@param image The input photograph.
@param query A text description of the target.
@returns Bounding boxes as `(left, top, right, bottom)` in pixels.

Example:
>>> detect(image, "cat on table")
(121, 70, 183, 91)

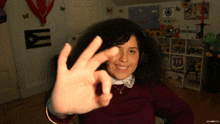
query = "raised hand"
(51, 36, 119, 115)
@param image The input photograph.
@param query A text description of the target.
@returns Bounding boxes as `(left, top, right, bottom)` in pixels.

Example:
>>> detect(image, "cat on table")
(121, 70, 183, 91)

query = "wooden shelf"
(156, 37, 205, 91)
(164, 53, 202, 58)
(184, 85, 200, 91)
(184, 80, 200, 91)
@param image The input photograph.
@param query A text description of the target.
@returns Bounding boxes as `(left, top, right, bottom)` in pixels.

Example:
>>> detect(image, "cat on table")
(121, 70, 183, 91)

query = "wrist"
(47, 97, 68, 118)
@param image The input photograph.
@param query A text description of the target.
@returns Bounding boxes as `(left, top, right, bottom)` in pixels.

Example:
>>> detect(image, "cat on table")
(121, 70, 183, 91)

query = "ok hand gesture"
(51, 36, 119, 115)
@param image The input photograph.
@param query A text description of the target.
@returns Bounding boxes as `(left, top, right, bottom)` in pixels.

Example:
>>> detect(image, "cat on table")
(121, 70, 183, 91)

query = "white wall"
(4, 0, 73, 98)
(3, 0, 112, 99)
(0, 22, 20, 104)
(65, 0, 101, 47)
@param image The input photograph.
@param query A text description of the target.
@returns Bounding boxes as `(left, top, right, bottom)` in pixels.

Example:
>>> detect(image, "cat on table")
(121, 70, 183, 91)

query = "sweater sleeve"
(151, 85, 194, 124)
(44, 106, 77, 124)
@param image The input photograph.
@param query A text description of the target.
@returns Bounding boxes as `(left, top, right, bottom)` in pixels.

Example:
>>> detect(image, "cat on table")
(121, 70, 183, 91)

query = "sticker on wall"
(181, 2, 190, 8)
(179, 25, 196, 39)
(60, 6, 65, 11)
(24, 29, 51, 49)
(22, 13, 29, 19)
(163, 7, 175, 17)
(176, 6, 181, 11)
(119, 9, 123, 13)
(107, 7, 114, 14)
(158, 19, 177, 23)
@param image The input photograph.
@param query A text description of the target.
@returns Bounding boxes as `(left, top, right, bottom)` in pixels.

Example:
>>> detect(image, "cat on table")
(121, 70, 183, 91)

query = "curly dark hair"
(67, 18, 165, 88)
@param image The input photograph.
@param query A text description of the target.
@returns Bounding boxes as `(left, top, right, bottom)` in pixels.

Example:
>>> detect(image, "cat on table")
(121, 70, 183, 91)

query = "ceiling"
(112, 0, 181, 6)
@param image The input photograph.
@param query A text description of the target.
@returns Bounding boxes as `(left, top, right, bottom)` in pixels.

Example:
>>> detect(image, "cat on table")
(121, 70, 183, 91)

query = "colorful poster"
(184, 2, 209, 20)
(128, 5, 160, 29)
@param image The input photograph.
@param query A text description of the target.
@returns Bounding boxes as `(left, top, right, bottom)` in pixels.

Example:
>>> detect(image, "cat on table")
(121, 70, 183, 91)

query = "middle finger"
(74, 36, 103, 69)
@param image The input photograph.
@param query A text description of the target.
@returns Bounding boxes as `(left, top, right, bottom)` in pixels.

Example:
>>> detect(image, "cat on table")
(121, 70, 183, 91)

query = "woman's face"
(106, 35, 140, 80)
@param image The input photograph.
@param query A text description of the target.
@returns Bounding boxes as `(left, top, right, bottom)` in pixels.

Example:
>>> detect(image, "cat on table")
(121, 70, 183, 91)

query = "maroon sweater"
(45, 82, 194, 124)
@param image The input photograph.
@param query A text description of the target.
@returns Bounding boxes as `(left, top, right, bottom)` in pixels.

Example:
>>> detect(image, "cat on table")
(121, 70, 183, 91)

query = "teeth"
(117, 65, 128, 69)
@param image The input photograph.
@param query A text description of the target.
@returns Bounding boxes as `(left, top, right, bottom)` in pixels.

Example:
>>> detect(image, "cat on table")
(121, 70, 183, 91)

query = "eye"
(130, 50, 136, 54)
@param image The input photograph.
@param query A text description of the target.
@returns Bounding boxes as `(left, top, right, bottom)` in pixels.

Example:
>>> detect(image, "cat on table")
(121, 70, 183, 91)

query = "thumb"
(96, 93, 113, 107)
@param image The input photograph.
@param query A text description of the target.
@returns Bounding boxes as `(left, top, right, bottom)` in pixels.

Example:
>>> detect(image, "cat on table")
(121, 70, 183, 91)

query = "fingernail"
(95, 36, 101, 41)
(65, 43, 70, 46)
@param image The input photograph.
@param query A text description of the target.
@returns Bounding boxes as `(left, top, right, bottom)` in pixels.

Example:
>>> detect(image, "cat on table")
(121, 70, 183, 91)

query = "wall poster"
(184, 2, 209, 20)
(128, 5, 160, 29)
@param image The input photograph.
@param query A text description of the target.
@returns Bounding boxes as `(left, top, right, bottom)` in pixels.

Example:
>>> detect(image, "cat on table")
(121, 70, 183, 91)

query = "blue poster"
(128, 5, 160, 29)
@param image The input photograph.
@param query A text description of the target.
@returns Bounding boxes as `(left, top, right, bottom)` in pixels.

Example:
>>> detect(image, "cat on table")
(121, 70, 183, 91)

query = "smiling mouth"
(115, 65, 129, 71)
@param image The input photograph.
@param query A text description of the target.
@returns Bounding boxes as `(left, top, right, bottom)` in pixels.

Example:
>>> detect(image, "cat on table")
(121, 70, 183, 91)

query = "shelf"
(170, 53, 185, 55)
(163, 53, 202, 58)
(184, 80, 200, 91)
(157, 37, 202, 40)
(164, 68, 185, 73)
(156, 37, 205, 91)
(184, 54, 203, 58)
(169, 68, 184, 73)
(184, 85, 200, 91)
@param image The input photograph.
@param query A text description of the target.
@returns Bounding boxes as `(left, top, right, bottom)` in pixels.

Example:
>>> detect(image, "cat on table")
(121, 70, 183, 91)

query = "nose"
(119, 51, 128, 62)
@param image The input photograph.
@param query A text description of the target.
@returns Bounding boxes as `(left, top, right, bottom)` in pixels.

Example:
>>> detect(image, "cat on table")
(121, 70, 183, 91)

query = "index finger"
(86, 46, 119, 71)
(75, 36, 103, 67)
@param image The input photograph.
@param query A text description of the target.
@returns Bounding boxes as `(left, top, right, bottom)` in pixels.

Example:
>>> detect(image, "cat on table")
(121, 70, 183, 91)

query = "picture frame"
(184, 2, 209, 20)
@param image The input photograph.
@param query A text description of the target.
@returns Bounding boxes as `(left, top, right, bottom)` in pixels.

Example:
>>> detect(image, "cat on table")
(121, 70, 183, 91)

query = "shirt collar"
(110, 74, 135, 88)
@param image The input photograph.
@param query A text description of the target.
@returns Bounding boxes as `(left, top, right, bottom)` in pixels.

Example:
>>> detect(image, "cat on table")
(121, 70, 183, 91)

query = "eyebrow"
(130, 47, 138, 49)
(117, 46, 138, 49)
